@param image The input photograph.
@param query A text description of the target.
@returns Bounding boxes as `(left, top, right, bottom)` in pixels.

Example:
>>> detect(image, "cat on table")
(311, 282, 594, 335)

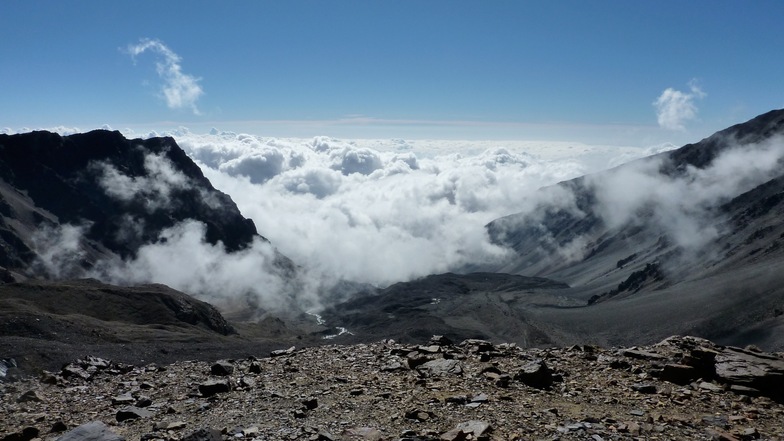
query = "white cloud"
(26, 130, 677, 313)
(92, 151, 194, 212)
(30, 223, 91, 279)
(126, 38, 204, 115)
(219, 149, 287, 184)
(589, 135, 784, 251)
(90, 220, 310, 314)
(654, 80, 706, 131)
(281, 168, 342, 198)
(330, 147, 383, 175)
(172, 133, 645, 288)
(607, 143, 678, 168)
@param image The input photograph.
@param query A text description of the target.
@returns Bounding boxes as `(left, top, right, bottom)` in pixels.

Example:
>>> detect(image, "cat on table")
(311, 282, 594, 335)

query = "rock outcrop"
(656, 336, 784, 402)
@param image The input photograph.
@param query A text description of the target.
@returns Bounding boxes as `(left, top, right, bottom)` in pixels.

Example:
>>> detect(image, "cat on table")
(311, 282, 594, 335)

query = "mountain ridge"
(486, 109, 784, 292)
(0, 129, 279, 279)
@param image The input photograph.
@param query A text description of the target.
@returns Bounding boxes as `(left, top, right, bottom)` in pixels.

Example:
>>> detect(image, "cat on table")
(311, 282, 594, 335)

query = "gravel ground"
(2, 336, 783, 441)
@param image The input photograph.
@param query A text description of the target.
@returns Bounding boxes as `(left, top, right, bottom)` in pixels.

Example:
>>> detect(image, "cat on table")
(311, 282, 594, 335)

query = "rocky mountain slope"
(324, 110, 784, 351)
(2, 111, 784, 425)
(0, 130, 313, 379)
(0, 276, 332, 381)
(319, 272, 572, 346)
(486, 109, 784, 300)
(0, 130, 271, 279)
(0, 278, 236, 376)
(2, 335, 783, 440)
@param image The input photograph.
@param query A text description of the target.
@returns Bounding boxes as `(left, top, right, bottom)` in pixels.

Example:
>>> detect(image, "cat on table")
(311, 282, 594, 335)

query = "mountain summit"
(0, 130, 264, 279)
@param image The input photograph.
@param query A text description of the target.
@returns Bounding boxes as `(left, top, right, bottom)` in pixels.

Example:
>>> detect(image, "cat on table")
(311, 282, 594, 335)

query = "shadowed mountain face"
(0, 276, 320, 377)
(0, 130, 261, 277)
(0, 131, 310, 374)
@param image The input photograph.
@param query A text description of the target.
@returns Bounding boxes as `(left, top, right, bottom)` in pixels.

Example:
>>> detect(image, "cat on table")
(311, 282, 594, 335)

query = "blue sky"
(2, 0, 783, 145)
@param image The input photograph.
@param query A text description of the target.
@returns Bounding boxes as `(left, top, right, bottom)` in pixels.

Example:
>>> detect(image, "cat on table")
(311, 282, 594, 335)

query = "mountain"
(482, 109, 784, 348)
(487, 109, 784, 299)
(325, 110, 784, 351)
(319, 272, 571, 345)
(0, 277, 318, 378)
(0, 129, 274, 279)
(0, 130, 312, 374)
(2, 111, 784, 373)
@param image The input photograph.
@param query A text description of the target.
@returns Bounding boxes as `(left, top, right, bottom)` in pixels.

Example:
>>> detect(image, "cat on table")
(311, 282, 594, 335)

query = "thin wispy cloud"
(126, 38, 204, 115)
(654, 80, 706, 131)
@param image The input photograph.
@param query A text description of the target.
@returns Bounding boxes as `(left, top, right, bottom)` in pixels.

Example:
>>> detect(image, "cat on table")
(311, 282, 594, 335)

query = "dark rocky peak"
(663, 108, 784, 175)
(0, 130, 261, 276)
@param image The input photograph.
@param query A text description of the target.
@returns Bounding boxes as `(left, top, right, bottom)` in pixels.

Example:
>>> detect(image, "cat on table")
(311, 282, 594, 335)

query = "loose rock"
(55, 421, 124, 441)
(198, 379, 230, 397)
(514, 359, 553, 389)
(2, 335, 784, 441)
(115, 406, 153, 422)
(209, 361, 234, 376)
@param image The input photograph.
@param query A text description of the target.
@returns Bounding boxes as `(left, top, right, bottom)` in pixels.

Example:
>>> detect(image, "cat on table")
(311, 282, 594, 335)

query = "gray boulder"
(181, 428, 222, 441)
(714, 346, 784, 401)
(56, 421, 124, 441)
(115, 406, 153, 422)
(514, 359, 553, 389)
(210, 361, 234, 376)
(417, 358, 463, 376)
(199, 379, 231, 397)
(660, 363, 699, 385)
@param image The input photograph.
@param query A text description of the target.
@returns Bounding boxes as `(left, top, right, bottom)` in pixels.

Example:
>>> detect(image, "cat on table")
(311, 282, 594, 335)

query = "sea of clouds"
(9, 123, 783, 315)
(164, 130, 668, 288)
(1, 126, 674, 298)
(9, 119, 784, 317)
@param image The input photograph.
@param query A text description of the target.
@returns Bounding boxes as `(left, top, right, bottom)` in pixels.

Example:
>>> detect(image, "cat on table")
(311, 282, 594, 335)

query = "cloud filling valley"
(28, 127, 783, 315)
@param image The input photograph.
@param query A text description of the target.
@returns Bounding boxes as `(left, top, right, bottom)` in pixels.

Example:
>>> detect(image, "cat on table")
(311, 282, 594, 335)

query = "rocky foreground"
(2, 336, 784, 441)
